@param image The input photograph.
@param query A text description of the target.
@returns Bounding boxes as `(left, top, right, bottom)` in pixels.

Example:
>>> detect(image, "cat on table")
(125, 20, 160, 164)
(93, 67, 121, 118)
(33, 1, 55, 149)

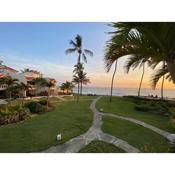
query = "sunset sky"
(0, 22, 174, 89)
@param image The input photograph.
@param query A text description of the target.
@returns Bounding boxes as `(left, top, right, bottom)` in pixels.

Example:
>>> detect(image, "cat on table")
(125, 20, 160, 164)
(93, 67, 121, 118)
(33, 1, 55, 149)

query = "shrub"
(37, 91, 48, 96)
(25, 101, 47, 114)
(0, 107, 30, 125)
(38, 99, 52, 107)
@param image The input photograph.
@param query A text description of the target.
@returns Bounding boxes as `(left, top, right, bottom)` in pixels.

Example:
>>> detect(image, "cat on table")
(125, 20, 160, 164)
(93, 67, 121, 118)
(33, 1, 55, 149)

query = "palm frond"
(65, 48, 77, 55)
(84, 49, 93, 57)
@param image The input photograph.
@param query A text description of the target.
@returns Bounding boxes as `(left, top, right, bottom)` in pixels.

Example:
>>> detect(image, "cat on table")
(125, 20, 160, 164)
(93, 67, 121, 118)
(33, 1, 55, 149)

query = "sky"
(0, 22, 174, 89)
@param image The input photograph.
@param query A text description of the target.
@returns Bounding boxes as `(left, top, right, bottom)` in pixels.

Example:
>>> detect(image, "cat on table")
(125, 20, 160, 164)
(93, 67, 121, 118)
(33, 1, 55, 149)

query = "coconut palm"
(65, 34, 93, 64)
(72, 74, 80, 101)
(66, 34, 93, 100)
(60, 81, 75, 94)
(109, 22, 175, 84)
(105, 22, 175, 100)
(33, 78, 54, 109)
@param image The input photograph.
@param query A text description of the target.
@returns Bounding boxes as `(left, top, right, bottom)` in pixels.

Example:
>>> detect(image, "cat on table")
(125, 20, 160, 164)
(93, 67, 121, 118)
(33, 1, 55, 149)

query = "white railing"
(0, 84, 8, 90)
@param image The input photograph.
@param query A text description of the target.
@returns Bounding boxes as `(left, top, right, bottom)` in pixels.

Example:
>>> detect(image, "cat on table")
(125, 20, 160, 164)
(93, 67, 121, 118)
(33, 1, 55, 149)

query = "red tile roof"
(0, 73, 5, 78)
(0, 65, 18, 73)
(26, 76, 34, 81)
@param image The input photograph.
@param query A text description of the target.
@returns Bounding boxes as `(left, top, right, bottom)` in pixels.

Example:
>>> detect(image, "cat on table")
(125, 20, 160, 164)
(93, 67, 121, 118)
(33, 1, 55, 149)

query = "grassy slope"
(102, 116, 172, 153)
(79, 140, 125, 153)
(0, 96, 95, 153)
(96, 96, 175, 133)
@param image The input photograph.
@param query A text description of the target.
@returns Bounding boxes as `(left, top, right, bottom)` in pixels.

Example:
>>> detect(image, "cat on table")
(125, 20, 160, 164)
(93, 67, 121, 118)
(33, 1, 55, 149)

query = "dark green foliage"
(0, 107, 30, 125)
(25, 101, 47, 114)
(38, 99, 52, 107)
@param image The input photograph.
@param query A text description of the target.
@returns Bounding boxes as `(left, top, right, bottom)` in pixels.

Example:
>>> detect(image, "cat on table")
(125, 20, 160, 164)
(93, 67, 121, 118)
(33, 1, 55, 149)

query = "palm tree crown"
(65, 34, 93, 63)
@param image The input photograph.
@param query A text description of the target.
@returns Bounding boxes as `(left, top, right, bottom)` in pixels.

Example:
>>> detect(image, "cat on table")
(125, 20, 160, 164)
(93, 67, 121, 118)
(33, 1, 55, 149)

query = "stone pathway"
(43, 97, 140, 153)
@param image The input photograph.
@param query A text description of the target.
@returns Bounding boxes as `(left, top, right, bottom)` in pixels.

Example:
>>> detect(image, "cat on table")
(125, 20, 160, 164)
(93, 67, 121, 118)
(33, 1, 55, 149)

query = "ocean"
(74, 87, 175, 99)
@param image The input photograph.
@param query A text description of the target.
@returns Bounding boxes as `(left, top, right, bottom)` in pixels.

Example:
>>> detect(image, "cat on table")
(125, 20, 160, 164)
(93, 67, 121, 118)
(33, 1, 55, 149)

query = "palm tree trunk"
(138, 63, 145, 97)
(78, 53, 81, 64)
(109, 60, 118, 102)
(77, 82, 80, 102)
(80, 81, 83, 95)
(161, 75, 165, 99)
(47, 89, 50, 110)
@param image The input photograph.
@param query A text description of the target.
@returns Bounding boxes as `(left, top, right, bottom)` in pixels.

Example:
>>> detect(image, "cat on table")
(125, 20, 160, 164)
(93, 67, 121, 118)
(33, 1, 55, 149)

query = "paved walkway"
(43, 97, 140, 153)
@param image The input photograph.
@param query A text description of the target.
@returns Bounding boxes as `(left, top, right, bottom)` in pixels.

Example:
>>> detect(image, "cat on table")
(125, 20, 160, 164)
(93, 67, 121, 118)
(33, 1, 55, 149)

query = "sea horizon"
(73, 86, 175, 98)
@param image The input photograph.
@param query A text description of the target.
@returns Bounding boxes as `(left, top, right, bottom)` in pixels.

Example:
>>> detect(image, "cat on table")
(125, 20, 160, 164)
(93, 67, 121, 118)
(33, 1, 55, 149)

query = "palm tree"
(33, 78, 54, 109)
(60, 81, 75, 94)
(17, 82, 30, 106)
(21, 68, 32, 73)
(108, 22, 175, 84)
(78, 70, 90, 95)
(0, 76, 19, 106)
(72, 74, 81, 101)
(151, 62, 170, 99)
(65, 34, 93, 64)
(66, 34, 93, 100)
(105, 22, 175, 101)
(73, 63, 84, 96)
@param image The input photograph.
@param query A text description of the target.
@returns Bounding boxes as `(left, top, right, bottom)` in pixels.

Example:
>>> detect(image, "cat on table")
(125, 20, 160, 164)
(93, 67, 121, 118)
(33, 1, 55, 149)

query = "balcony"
(0, 84, 8, 91)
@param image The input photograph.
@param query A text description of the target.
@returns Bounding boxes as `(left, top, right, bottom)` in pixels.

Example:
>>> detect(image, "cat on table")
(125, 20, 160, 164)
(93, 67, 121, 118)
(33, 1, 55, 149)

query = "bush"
(38, 99, 52, 107)
(37, 91, 48, 96)
(25, 101, 47, 114)
(135, 101, 171, 117)
(0, 107, 30, 125)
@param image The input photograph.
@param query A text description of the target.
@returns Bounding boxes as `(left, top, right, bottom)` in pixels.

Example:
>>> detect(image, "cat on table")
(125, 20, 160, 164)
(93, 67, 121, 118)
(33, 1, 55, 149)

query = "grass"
(102, 116, 172, 153)
(96, 96, 175, 133)
(0, 96, 95, 153)
(79, 140, 125, 153)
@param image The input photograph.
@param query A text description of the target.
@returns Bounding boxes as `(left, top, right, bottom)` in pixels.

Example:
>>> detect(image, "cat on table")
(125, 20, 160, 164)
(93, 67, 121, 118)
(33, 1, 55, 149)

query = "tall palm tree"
(33, 78, 54, 109)
(66, 34, 93, 100)
(72, 74, 80, 101)
(105, 22, 175, 101)
(109, 22, 175, 84)
(65, 34, 93, 64)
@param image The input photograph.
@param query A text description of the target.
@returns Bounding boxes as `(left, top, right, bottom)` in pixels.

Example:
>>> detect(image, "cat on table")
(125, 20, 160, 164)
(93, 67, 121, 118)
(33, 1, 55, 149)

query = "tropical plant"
(65, 34, 93, 101)
(151, 61, 171, 99)
(21, 68, 32, 73)
(16, 82, 30, 106)
(0, 76, 19, 106)
(60, 81, 75, 94)
(105, 22, 175, 99)
(65, 34, 93, 64)
(33, 78, 55, 109)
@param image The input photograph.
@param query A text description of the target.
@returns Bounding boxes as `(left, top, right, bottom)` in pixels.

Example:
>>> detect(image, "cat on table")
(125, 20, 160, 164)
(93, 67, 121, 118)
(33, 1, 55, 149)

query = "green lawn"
(97, 96, 175, 133)
(79, 140, 125, 153)
(0, 96, 95, 153)
(102, 116, 172, 153)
